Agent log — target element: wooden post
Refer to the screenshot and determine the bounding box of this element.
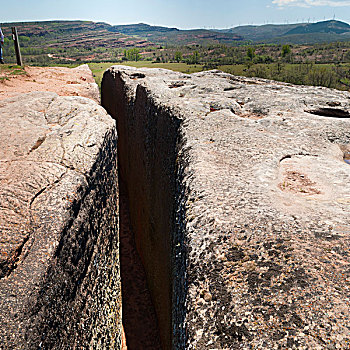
[11,27,22,66]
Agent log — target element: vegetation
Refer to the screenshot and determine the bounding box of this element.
[219,63,350,90]
[247,47,255,61]
[0,64,26,82]
[174,51,183,63]
[123,48,141,61]
[220,20,350,44]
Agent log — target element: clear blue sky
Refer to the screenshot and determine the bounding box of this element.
[2,0,350,29]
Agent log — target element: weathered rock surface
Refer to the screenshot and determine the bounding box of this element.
[0,64,100,103]
[0,92,121,349]
[102,66,350,349]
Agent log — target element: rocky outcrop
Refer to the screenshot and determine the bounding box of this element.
[102,66,350,349]
[0,92,121,349]
[0,64,100,102]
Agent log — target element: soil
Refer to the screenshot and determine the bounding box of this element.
[279,170,322,195]
[0,64,99,102]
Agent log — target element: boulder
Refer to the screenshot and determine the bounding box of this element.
[102,66,350,349]
[0,92,121,349]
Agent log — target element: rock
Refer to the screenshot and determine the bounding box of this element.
[102,66,350,349]
[0,64,100,103]
[204,292,212,302]
[0,92,121,349]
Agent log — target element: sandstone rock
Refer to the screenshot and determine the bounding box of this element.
[102,66,350,349]
[0,92,121,349]
[0,64,100,103]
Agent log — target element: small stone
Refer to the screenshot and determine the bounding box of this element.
[204,293,212,302]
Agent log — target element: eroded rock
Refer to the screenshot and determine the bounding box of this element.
[102,66,350,349]
[0,92,121,349]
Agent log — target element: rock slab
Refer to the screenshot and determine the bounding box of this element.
[0,64,100,102]
[0,92,121,349]
[102,66,350,349]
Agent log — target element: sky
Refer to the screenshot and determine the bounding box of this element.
[2,0,350,29]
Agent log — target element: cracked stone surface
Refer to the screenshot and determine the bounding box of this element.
[0,92,121,349]
[102,66,350,349]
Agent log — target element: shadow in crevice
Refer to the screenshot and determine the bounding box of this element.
[305,107,350,118]
[119,180,162,350]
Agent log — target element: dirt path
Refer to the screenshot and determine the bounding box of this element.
[0,64,99,102]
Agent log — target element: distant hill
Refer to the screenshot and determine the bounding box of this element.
[111,23,243,45]
[3,19,350,66]
[1,20,154,64]
[284,20,350,35]
[218,23,303,41]
[1,20,150,49]
[218,20,350,44]
[2,20,242,52]
[112,23,179,35]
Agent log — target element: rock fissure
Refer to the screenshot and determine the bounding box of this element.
[1,66,350,350]
[28,135,47,154]
[102,66,350,350]
[306,107,350,118]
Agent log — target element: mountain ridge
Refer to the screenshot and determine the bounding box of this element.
[2,19,350,49]
[217,20,350,43]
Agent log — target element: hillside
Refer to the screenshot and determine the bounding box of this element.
[1,21,151,48]
[1,21,153,64]
[1,20,243,65]
[3,19,350,66]
[219,23,303,41]
[111,23,243,45]
[112,23,179,35]
[220,20,350,44]
[285,20,350,35]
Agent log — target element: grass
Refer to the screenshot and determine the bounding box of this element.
[88,62,204,89]
[218,62,350,90]
[9,69,27,76]
[0,64,27,80]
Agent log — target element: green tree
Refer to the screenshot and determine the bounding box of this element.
[187,51,200,64]
[247,47,255,61]
[281,44,293,63]
[174,51,183,63]
[282,45,291,57]
[126,48,141,61]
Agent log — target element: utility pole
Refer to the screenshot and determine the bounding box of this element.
[11,27,22,66]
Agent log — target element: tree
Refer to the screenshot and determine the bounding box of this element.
[174,51,183,63]
[125,48,141,61]
[187,51,200,64]
[246,47,255,61]
[281,44,292,63]
[281,45,291,57]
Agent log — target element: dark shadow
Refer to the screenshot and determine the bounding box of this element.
[119,179,162,350]
[305,108,350,118]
